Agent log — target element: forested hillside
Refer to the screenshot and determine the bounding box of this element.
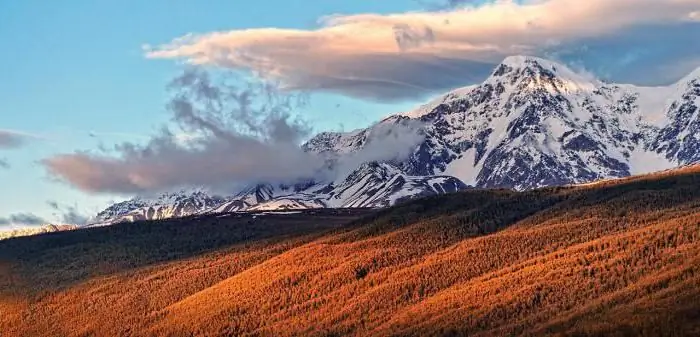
[1,166,699,336]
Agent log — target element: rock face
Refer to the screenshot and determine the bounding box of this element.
[651,69,700,165]
[96,56,700,224]
[393,56,699,190]
[95,191,226,224]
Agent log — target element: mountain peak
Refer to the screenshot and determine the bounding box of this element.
[488,55,599,93]
[500,55,560,68]
[494,55,580,79]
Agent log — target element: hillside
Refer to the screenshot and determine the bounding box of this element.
[1,165,699,336]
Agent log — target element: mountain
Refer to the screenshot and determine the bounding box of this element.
[0,224,78,240]
[312,56,699,190]
[94,191,226,224]
[3,165,699,336]
[94,56,700,224]
[651,67,700,164]
[304,162,465,208]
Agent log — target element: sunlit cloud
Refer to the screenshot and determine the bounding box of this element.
[146,0,700,100]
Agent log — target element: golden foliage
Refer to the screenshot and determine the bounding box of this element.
[1,166,699,336]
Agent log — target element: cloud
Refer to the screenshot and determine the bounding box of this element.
[47,201,91,225]
[0,129,31,149]
[146,0,700,101]
[393,23,435,51]
[0,213,47,226]
[60,208,90,225]
[333,118,426,178]
[42,69,326,195]
[0,158,9,169]
[43,69,428,195]
[47,201,60,210]
[416,0,483,10]
[689,11,700,21]
[43,135,324,195]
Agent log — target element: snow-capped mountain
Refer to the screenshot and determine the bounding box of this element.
[95,56,700,224]
[651,68,700,164]
[305,162,465,208]
[309,56,699,190]
[98,163,466,224]
[96,191,226,223]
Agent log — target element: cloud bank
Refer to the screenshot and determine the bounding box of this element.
[43,69,426,195]
[146,0,700,101]
[43,69,322,195]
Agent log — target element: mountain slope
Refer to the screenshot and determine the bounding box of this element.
[651,69,700,164]
[309,56,699,191]
[95,191,227,224]
[98,163,467,224]
[94,56,700,224]
[1,165,699,336]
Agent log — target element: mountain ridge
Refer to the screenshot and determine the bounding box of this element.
[93,55,700,225]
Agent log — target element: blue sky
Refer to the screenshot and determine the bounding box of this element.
[0,0,423,227]
[1,0,699,228]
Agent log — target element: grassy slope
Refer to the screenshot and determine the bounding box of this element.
[1,166,699,336]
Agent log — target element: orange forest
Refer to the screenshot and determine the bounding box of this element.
[2,165,700,336]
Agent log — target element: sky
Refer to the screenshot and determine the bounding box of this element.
[1,0,700,229]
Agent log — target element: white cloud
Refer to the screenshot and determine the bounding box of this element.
[146,0,700,100]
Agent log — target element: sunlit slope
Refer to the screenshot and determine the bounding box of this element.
[152,166,700,337]
[0,210,371,336]
[1,166,699,336]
